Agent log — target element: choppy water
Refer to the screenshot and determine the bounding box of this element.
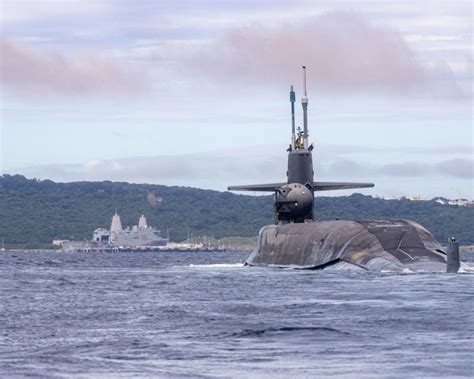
[1,251,473,378]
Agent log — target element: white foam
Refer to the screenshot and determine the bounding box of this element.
[459,262,474,273]
[380,267,415,274]
[186,263,244,269]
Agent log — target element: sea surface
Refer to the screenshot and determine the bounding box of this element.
[1,251,473,378]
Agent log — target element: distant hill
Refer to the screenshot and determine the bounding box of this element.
[0,174,473,248]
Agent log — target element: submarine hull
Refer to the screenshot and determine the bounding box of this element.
[247,220,448,272]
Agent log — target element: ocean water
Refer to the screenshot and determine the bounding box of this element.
[1,251,473,378]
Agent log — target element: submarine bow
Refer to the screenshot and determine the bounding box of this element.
[246,220,447,272]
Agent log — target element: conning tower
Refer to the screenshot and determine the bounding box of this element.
[228,66,373,224]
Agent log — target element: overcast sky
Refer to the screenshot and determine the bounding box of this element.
[1,0,472,198]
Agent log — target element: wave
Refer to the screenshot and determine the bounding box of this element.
[230,326,351,338]
[459,262,474,273]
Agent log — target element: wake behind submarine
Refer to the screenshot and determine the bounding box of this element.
[228,67,459,272]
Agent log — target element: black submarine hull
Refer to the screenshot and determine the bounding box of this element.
[246,220,448,272]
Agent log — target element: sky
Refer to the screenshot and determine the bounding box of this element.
[0,0,473,199]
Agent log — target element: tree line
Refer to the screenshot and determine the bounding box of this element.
[0,174,472,248]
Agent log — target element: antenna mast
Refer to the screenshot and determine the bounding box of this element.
[301,66,309,149]
[290,85,296,148]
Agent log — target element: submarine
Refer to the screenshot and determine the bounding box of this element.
[228,66,456,272]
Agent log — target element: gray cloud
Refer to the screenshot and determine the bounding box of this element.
[9,148,473,197]
[379,162,429,177]
[326,158,473,180]
[191,10,469,98]
[0,38,147,97]
[436,159,473,179]
[11,150,286,190]
[325,159,367,177]
[320,144,474,157]
[196,11,426,91]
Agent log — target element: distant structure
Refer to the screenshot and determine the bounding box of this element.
[110,211,123,232]
[93,213,167,248]
[382,195,474,207]
[138,214,147,228]
[434,198,474,207]
[63,213,168,251]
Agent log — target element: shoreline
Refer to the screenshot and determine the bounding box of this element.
[1,248,253,253]
[2,245,473,254]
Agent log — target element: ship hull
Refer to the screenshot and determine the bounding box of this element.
[246,220,448,272]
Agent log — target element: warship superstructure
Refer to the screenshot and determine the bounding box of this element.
[229,67,455,272]
[62,213,168,252]
[92,212,168,248]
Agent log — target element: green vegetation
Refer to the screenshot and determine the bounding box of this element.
[0,174,472,248]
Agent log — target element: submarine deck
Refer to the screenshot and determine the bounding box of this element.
[246,219,448,272]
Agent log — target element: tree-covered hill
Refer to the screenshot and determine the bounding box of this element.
[0,175,472,248]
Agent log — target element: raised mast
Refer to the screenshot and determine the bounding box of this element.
[301,66,309,149]
[290,85,296,149]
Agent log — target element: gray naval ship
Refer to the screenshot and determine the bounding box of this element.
[229,67,458,272]
[62,213,168,252]
[93,212,168,248]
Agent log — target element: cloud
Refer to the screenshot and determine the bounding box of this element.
[435,159,473,179]
[379,160,473,179]
[0,39,147,97]
[9,149,473,197]
[0,0,110,23]
[328,158,473,180]
[190,9,470,97]
[9,150,286,191]
[194,11,427,91]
